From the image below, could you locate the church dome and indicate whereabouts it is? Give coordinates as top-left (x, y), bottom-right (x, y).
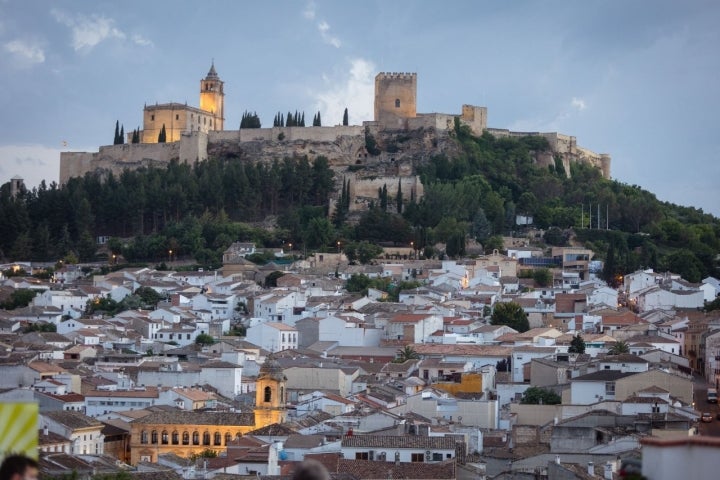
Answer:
top-left (259, 356), bottom-right (286, 382)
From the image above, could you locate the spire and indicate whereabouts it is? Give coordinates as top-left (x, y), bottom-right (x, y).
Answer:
top-left (206, 60), bottom-right (218, 79)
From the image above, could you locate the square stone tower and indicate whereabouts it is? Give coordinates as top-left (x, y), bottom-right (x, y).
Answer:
top-left (374, 72), bottom-right (417, 129)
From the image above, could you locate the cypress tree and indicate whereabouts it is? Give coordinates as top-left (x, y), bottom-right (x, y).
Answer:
top-left (300, 112), bottom-right (305, 127)
top-left (287, 111), bottom-right (294, 127)
top-left (316, 110), bottom-right (321, 127)
top-left (158, 124), bottom-right (166, 143)
top-left (280, 113), bottom-right (285, 127)
top-left (120, 125), bottom-right (125, 144)
top-left (343, 108), bottom-right (348, 126)
top-left (114, 120), bottom-right (120, 145)
top-left (344, 180), bottom-right (350, 209)
top-left (381, 184), bottom-right (388, 211)
top-left (396, 179), bottom-right (403, 214)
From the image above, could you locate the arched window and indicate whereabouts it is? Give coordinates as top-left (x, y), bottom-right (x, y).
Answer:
top-left (192, 431), bottom-right (200, 445)
top-left (395, 99), bottom-right (400, 108)
top-left (203, 432), bottom-right (211, 446)
top-left (225, 433), bottom-right (232, 445)
top-left (264, 386), bottom-right (272, 403)
top-left (161, 431), bottom-right (169, 445)
top-left (151, 431), bottom-right (158, 444)
top-left (182, 432), bottom-right (189, 445)
top-left (140, 431), bottom-right (148, 444)
top-left (172, 431), bottom-right (179, 445)
top-left (214, 432), bottom-right (222, 446)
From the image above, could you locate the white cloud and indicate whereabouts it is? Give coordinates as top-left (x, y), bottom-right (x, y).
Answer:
top-left (4, 40), bottom-right (45, 64)
top-left (0, 144), bottom-right (63, 188)
top-left (303, 1), bottom-right (316, 20)
top-left (312, 58), bottom-right (375, 126)
top-left (317, 20), bottom-right (341, 48)
top-left (571, 97), bottom-right (586, 110)
top-left (51, 9), bottom-right (151, 52)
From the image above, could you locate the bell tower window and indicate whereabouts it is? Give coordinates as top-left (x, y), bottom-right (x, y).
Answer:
top-left (264, 386), bottom-right (272, 403)
top-left (395, 99), bottom-right (400, 108)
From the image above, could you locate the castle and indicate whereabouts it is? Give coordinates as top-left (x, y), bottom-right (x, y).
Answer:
top-left (59, 64), bottom-right (611, 213)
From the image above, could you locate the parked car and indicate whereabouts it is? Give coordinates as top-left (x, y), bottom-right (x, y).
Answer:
top-left (701, 412), bottom-right (713, 422)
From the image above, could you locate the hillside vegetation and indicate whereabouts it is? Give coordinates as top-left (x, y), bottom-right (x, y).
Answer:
top-left (1, 122), bottom-right (718, 282)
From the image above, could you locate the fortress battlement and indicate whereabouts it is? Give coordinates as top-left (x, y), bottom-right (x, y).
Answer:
top-left (377, 72), bottom-right (417, 80)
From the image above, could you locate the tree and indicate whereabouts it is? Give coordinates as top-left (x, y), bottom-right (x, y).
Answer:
top-left (0, 289), bottom-right (38, 310)
top-left (396, 179), bottom-right (403, 214)
top-left (343, 108), bottom-right (348, 126)
top-left (114, 120), bottom-right (121, 145)
top-left (395, 345), bottom-right (420, 363)
top-left (532, 268), bottom-right (552, 287)
top-left (491, 302), bottom-right (529, 333)
top-left (345, 273), bottom-right (371, 292)
top-left (608, 341), bottom-right (629, 355)
top-left (569, 334), bottom-right (586, 354)
top-left (158, 124), bottom-right (167, 143)
top-left (314, 111), bottom-right (321, 127)
top-left (119, 125), bottom-right (124, 144)
top-left (195, 333), bottom-right (215, 346)
top-left (264, 270), bottom-right (285, 288)
top-left (520, 386), bottom-right (561, 405)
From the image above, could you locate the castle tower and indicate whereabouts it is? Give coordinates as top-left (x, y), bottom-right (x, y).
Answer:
top-left (199, 61), bottom-right (225, 130)
top-left (374, 72), bottom-right (417, 129)
top-left (10, 175), bottom-right (24, 198)
top-left (254, 356), bottom-right (287, 427)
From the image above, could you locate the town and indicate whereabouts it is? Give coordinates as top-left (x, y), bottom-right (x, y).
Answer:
top-left (1, 236), bottom-right (719, 479)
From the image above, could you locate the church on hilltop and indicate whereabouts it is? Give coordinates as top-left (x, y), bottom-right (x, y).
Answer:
top-left (135, 62), bottom-right (225, 143)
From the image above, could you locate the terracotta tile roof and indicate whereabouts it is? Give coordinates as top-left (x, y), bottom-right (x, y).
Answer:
top-left (131, 410), bottom-right (255, 426)
top-left (341, 435), bottom-right (457, 449)
top-left (42, 411), bottom-right (103, 430)
top-left (336, 458), bottom-right (455, 479)
top-left (247, 422), bottom-right (297, 436)
top-left (412, 344), bottom-right (512, 356)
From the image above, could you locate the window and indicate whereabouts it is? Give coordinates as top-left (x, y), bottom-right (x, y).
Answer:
top-left (151, 431), bottom-right (158, 444)
top-left (264, 386), bottom-right (272, 403)
top-left (140, 431), bottom-right (148, 444)
top-left (411, 453), bottom-right (424, 462)
top-left (161, 431), bottom-right (168, 445)
top-left (203, 432), bottom-right (211, 446)
top-left (175, 114), bottom-right (179, 120)
top-left (172, 431), bottom-right (179, 445)
top-left (355, 452), bottom-right (369, 460)
top-left (151, 115), bottom-right (155, 121)
top-left (192, 431), bottom-right (199, 445)
top-left (214, 432), bottom-right (222, 445)
top-left (605, 382), bottom-right (615, 396)
top-left (432, 453), bottom-right (443, 461)
top-left (395, 99), bottom-right (401, 108)
top-left (225, 433), bottom-right (232, 445)
top-left (280, 386), bottom-right (284, 403)
top-left (182, 432), bottom-right (189, 445)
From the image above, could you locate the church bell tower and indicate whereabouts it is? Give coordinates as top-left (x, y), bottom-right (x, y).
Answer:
top-left (254, 356), bottom-right (287, 427)
top-left (199, 61), bottom-right (225, 130)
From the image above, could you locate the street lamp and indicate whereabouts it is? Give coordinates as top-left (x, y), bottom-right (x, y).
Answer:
top-left (168, 249), bottom-right (173, 263)
top-left (410, 241), bottom-right (414, 259)
top-left (337, 241), bottom-right (341, 253)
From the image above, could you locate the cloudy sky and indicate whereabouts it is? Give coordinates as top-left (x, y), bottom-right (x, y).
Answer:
top-left (1, 0), bottom-right (718, 215)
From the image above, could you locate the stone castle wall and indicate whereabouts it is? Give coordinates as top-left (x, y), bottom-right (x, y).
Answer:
top-left (346, 174), bottom-right (424, 212)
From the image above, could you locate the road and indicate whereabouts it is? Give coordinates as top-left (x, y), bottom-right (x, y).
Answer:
top-left (693, 375), bottom-right (720, 436)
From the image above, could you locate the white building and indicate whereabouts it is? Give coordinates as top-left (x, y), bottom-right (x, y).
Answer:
top-left (42, 411), bottom-right (104, 455)
top-left (340, 435), bottom-right (457, 463)
top-left (245, 321), bottom-right (298, 352)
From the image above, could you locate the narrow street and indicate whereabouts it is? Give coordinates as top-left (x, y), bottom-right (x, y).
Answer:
top-left (693, 375), bottom-right (720, 436)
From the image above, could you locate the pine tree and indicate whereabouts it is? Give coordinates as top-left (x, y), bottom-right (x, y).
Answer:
top-left (119, 125), bottom-right (125, 144)
top-left (114, 120), bottom-right (120, 145)
top-left (343, 108), bottom-right (349, 126)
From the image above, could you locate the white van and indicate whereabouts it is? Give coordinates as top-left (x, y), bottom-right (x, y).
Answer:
top-left (708, 388), bottom-right (717, 403)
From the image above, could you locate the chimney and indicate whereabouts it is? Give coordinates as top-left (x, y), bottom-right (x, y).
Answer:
top-left (43, 425), bottom-right (49, 436)
top-left (588, 461), bottom-right (594, 477)
top-left (604, 462), bottom-right (614, 480)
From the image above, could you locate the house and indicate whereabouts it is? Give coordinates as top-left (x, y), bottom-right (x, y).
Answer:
top-left (569, 370), bottom-right (636, 404)
top-left (340, 435), bottom-right (458, 463)
top-left (246, 321), bottom-right (298, 353)
top-left (391, 389), bottom-right (498, 428)
top-left (41, 410), bottom-right (105, 455)
top-left (84, 387), bottom-right (161, 417)
top-left (640, 436), bottom-right (720, 480)
top-left (385, 313), bottom-right (444, 343)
